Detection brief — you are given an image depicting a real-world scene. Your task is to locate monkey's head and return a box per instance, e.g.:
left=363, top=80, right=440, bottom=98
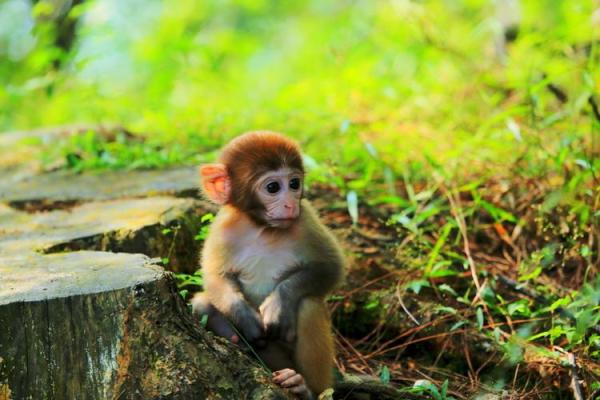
left=200, top=131, right=305, bottom=229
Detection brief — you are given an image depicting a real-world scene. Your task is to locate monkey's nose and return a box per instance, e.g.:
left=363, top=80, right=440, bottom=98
left=283, top=203, right=296, bottom=218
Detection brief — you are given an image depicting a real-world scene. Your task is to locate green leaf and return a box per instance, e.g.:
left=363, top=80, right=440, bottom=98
left=427, top=261, right=458, bottom=279
left=544, top=296, right=570, bottom=313
left=574, top=308, right=596, bottom=344
left=476, top=307, right=484, bottom=330
left=200, top=213, right=215, bottom=223
left=438, top=284, right=457, bottom=297
left=441, top=380, right=449, bottom=398
left=478, top=200, right=517, bottom=223
left=450, top=321, right=467, bottom=331
left=507, top=300, right=531, bottom=317
left=493, top=328, right=502, bottom=343
left=425, top=222, right=453, bottom=273
left=413, top=380, right=441, bottom=400
left=379, top=366, right=390, bottom=384
left=406, top=279, right=430, bottom=295
left=346, top=190, right=359, bottom=226
left=518, top=265, right=542, bottom=282
left=200, top=313, right=208, bottom=327
left=435, top=306, right=458, bottom=315
left=581, top=245, right=591, bottom=257
left=529, top=326, right=567, bottom=342
left=364, top=298, right=380, bottom=310
left=174, top=272, right=203, bottom=288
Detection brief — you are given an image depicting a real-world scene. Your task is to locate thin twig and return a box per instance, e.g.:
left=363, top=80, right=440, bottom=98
left=463, top=332, right=477, bottom=388
left=511, top=363, right=520, bottom=395
left=395, top=283, right=420, bottom=326
left=364, top=314, right=456, bottom=357
left=363, top=329, right=467, bottom=358
left=333, top=326, right=373, bottom=374
left=470, top=278, right=488, bottom=307
left=445, top=189, right=481, bottom=291
left=567, top=353, right=585, bottom=400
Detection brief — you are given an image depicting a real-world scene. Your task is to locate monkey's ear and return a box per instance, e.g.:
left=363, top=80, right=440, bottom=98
left=199, top=163, right=231, bottom=205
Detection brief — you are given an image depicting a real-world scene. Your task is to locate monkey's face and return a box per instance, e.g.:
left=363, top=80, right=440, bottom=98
left=255, top=167, right=303, bottom=229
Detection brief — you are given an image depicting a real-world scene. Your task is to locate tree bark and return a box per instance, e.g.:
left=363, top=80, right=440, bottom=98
left=0, top=251, right=290, bottom=400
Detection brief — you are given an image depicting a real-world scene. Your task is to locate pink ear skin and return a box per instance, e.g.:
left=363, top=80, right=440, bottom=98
left=199, top=164, right=231, bottom=205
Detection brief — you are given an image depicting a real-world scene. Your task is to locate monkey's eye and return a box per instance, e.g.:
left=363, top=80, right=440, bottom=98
left=266, top=181, right=281, bottom=194
left=289, top=178, right=301, bottom=190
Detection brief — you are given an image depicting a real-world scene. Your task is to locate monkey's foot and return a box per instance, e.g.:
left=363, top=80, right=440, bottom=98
left=272, top=369, right=313, bottom=400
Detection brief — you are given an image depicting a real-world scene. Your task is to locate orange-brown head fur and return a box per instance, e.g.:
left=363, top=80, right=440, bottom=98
left=219, top=131, right=304, bottom=225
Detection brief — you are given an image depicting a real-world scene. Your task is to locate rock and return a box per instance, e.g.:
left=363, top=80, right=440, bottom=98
left=0, top=251, right=290, bottom=400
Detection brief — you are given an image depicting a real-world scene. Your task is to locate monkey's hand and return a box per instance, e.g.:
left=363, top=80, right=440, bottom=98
left=273, top=369, right=313, bottom=400
left=231, top=300, right=264, bottom=343
left=259, top=290, right=297, bottom=342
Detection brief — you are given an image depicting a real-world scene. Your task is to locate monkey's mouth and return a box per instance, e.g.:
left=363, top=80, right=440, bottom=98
left=268, top=218, right=298, bottom=227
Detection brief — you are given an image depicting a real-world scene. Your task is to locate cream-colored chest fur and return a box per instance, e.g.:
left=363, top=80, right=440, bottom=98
left=226, top=228, right=300, bottom=307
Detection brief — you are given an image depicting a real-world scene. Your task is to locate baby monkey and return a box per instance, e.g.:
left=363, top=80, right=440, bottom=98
left=192, top=131, right=345, bottom=399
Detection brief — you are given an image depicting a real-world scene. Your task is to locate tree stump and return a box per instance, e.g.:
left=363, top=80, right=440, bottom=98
left=0, top=251, right=290, bottom=400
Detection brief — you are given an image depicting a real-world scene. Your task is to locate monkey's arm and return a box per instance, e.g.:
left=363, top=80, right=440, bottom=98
left=260, top=201, right=345, bottom=341
left=200, top=244, right=265, bottom=342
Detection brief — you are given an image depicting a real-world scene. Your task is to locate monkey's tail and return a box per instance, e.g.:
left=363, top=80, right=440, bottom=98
left=295, top=297, right=335, bottom=395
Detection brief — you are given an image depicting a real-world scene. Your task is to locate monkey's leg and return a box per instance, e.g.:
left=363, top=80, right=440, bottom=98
left=256, top=340, right=295, bottom=371
left=294, top=297, right=335, bottom=395
left=191, top=292, right=239, bottom=343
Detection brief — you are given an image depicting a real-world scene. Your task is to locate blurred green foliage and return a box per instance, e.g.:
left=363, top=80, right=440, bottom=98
left=1, top=0, right=597, bottom=184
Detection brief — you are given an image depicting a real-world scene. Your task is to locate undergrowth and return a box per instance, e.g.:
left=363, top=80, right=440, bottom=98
left=2, top=0, right=599, bottom=398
